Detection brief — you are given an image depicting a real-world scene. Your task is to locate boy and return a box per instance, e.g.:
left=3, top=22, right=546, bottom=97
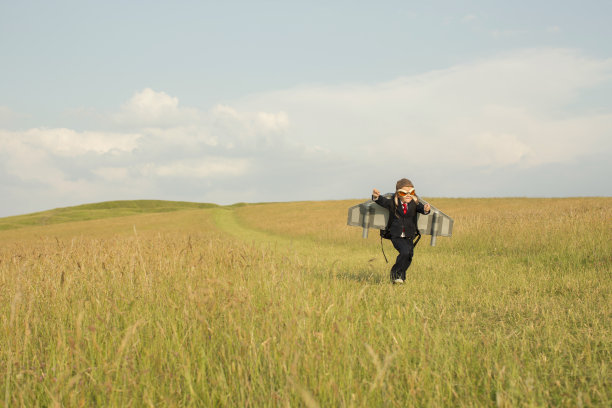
left=372, top=178, right=430, bottom=284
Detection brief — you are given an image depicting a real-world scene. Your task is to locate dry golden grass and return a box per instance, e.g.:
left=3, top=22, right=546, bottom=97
left=1, top=198, right=610, bottom=406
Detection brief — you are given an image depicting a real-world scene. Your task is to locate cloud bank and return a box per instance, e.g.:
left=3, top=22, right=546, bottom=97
left=1, top=48, right=611, bottom=216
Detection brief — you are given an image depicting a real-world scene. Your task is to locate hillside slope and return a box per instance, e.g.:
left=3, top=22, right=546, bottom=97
left=0, top=200, right=218, bottom=231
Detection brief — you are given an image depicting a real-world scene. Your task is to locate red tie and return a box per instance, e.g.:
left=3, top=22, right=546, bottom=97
left=403, top=203, right=407, bottom=214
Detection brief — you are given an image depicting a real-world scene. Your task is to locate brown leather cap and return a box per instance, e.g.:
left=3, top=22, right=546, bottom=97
left=395, top=178, right=414, bottom=191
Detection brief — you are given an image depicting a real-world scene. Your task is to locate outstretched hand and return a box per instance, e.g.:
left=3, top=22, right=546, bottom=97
left=372, top=188, right=380, bottom=200
left=424, top=203, right=431, bottom=213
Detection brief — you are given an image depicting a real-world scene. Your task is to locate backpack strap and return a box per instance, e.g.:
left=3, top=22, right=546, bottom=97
left=413, top=230, right=421, bottom=247
left=380, top=235, right=389, bottom=263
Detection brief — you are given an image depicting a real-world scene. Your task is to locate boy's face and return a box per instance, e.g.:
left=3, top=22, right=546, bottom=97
left=397, top=187, right=415, bottom=203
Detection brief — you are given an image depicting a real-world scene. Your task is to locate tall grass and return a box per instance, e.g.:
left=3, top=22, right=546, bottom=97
left=1, top=198, right=610, bottom=406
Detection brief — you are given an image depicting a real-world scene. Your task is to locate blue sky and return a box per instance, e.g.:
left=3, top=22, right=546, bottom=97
left=1, top=1, right=611, bottom=216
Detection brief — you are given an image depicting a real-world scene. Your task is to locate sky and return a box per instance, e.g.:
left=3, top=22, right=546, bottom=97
left=1, top=0, right=611, bottom=217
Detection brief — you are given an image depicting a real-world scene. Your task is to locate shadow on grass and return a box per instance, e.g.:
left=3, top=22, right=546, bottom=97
left=333, top=269, right=388, bottom=284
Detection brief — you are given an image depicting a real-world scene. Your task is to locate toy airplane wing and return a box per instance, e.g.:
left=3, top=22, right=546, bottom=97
left=347, top=194, right=454, bottom=246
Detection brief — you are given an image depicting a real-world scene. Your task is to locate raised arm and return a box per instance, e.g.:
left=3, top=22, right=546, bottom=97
left=372, top=188, right=380, bottom=200
left=372, top=188, right=393, bottom=210
left=416, top=200, right=431, bottom=215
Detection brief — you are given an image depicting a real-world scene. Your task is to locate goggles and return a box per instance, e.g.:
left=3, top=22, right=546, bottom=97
left=397, top=189, right=415, bottom=197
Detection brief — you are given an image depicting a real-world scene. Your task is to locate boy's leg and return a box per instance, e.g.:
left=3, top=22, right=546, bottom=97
left=390, top=258, right=399, bottom=282
left=400, top=239, right=414, bottom=280
left=389, top=238, right=402, bottom=281
left=391, top=237, right=414, bottom=281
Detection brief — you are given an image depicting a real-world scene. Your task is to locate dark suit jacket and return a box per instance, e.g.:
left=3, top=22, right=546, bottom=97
left=374, top=195, right=429, bottom=239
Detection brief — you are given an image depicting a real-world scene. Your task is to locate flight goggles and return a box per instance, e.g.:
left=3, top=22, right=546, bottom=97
left=397, top=188, right=415, bottom=197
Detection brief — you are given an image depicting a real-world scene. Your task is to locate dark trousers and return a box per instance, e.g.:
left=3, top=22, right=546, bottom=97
left=390, top=237, right=414, bottom=280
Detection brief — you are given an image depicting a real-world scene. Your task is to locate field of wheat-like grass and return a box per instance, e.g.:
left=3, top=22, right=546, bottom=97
left=1, top=198, right=610, bottom=407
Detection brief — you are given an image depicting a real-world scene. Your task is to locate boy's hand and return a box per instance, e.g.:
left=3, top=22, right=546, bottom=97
left=424, top=203, right=431, bottom=213
left=372, top=188, right=380, bottom=200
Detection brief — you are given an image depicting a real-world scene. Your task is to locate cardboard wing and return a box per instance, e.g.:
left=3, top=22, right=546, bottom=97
left=347, top=194, right=454, bottom=245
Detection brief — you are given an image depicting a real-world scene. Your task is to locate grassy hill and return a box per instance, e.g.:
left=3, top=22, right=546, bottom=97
left=1, top=197, right=610, bottom=406
left=0, top=200, right=218, bottom=231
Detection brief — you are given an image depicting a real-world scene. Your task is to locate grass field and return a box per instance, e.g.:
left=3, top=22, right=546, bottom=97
left=0, top=200, right=218, bottom=231
left=1, top=198, right=610, bottom=407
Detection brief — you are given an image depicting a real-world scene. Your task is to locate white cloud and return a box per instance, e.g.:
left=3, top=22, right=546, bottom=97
left=92, top=166, right=129, bottom=181
left=0, top=93, right=294, bottom=185
left=109, top=91, right=290, bottom=149
left=211, top=104, right=290, bottom=148
left=0, top=128, right=143, bottom=206
left=113, top=88, right=200, bottom=126
left=212, top=104, right=289, bottom=133
left=0, top=132, right=64, bottom=184
left=471, top=132, right=533, bottom=167
left=233, top=48, right=612, bottom=169
left=150, top=158, right=249, bottom=178
left=0, top=128, right=141, bottom=157
left=256, top=111, right=290, bottom=132
left=142, top=126, right=219, bottom=148
left=31, top=128, right=141, bottom=156
left=125, top=88, right=179, bottom=115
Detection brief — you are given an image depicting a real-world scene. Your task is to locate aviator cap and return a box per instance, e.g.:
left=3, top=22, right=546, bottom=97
left=396, top=178, right=414, bottom=191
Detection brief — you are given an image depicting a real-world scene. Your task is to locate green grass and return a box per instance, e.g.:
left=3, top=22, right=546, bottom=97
left=0, top=198, right=610, bottom=407
left=0, top=200, right=218, bottom=231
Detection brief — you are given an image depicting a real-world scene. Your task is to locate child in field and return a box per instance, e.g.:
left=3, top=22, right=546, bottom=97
left=372, top=178, right=430, bottom=284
